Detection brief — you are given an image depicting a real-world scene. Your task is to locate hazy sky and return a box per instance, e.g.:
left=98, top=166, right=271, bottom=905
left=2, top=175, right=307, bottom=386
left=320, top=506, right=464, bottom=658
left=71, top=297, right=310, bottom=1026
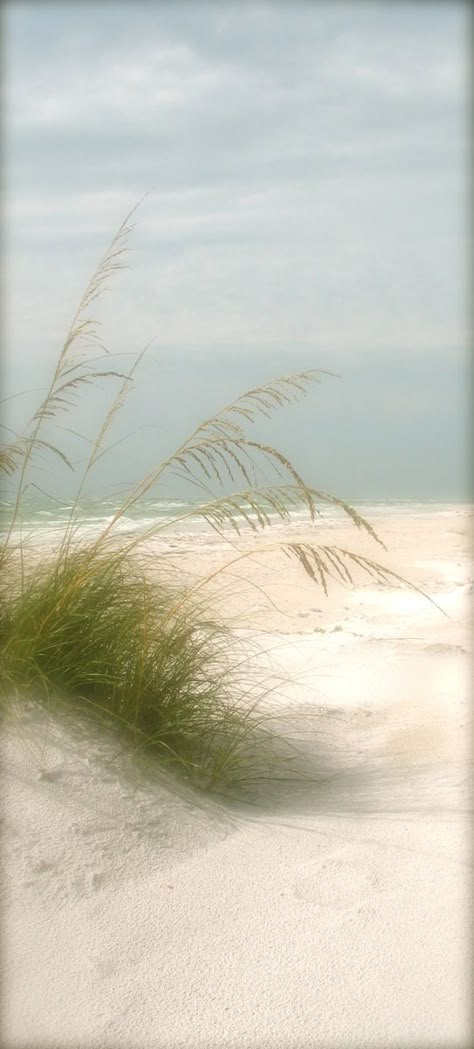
left=2, top=1, right=470, bottom=501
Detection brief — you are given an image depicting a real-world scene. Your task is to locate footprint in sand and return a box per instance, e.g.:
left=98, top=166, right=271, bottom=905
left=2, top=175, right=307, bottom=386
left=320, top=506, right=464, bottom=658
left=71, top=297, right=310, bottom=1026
left=293, top=848, right=380, bottom=911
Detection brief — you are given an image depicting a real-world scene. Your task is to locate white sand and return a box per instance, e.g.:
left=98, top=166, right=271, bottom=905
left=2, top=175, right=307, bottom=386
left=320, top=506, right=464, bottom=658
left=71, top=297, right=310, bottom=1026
left=1, top=507, right=472, bottom=1048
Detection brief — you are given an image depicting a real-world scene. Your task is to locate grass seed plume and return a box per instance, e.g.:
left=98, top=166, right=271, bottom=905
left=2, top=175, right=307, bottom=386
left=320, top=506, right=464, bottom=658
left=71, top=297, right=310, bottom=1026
left=0, top=202, right=427, bottom=796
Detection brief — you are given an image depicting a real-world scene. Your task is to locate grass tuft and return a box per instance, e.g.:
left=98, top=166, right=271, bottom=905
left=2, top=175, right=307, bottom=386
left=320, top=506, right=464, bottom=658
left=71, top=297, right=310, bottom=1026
left=0, top=202, right=434, bottom=797
left=1, top=544, right=298, bottom=793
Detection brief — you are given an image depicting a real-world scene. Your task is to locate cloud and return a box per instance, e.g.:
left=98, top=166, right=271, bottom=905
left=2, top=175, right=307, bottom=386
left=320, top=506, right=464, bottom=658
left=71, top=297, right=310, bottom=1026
left=2, top=2, right=469, bottom=501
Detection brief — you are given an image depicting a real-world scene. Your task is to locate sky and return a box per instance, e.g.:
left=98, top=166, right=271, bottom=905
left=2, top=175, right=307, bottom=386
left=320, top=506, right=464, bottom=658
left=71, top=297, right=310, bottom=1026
left=2, top=0, right=471, bottom=502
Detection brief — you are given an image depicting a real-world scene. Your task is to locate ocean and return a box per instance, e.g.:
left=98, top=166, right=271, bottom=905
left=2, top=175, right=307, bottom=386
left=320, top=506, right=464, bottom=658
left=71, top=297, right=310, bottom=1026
left=1, top=493, right=471, bottom=545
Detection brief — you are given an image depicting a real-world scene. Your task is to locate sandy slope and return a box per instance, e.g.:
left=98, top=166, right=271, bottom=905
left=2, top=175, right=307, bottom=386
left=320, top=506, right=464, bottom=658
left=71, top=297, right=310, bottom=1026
left=1, top=507, right=472, bottom=1048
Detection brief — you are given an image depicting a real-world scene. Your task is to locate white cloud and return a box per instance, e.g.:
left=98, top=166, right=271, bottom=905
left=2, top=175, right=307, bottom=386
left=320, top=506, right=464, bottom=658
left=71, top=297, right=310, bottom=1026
left=2, top=1, right=468, bottom=501
left=3, top=3, right=468, bottom=375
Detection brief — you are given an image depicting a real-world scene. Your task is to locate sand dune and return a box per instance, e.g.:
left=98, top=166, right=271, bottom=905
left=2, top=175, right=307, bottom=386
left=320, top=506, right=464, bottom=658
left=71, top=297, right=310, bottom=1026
left=1, top=507, right=472, bottom=1048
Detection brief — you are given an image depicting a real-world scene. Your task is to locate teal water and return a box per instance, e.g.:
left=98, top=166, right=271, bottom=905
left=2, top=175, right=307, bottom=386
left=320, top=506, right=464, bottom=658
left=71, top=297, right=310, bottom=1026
left=1, top=492, right=472, bottom=542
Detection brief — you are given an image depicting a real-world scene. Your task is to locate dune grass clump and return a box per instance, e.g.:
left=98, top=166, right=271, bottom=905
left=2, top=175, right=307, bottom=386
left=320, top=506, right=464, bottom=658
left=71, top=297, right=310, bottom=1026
left=0, top=202, right=431, bottom=796
left=0, top=544, right=281, bottom=791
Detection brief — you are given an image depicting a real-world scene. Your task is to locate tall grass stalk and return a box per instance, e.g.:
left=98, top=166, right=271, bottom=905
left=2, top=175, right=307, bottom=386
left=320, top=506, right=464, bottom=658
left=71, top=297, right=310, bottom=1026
left=0, top=205, right=436, bottom=796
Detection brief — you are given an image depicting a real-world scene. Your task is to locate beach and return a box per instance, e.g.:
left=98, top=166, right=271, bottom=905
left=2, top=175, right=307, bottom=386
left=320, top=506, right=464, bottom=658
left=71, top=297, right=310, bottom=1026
left=1, top=504, right=472, bottom=1048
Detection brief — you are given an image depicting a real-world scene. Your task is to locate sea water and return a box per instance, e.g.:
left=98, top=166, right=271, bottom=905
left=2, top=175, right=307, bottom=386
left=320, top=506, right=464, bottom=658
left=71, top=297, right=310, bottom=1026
left=0, top=493, right=472, bottom=545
